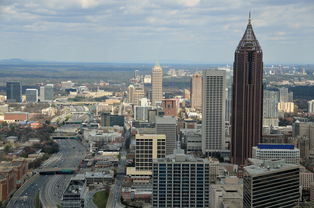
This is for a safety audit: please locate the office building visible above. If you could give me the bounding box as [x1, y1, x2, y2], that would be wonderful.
[278, 102, 294, 113]
[202, 69, 226, 155]
[191, 73, 202, 110]
[128, 84, 144, 106]
[308, 100, 314, 113]
[25, 89, 38, 103]
[151, 64, 163, 106]
[243, 159, 300, 208]
[183, 89, 190, 100]
[6, 82, 22, 103]
[135, 134, 166, 171]
[263, 90, 279, 127]
[182, 128, 202, 153]
[156, 116, 177, 155]
[40, 84, 54, 102]
[252, 144, 300, 164]
[152, 149, 210, 208]
[279, 87, 289, 102]
[225, 87, 232, 122]
[231, 17, 263, 166]
[100, 113, 124, 127]
[134, 106, 153, 121]
[161, 99, 178, 117]
[293, 121, 314, 150]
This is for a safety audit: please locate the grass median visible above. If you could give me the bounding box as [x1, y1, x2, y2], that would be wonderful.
[93, 190, 109, 208]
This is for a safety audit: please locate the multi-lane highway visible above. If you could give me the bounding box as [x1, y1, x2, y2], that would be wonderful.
[7, 139, 87, 208]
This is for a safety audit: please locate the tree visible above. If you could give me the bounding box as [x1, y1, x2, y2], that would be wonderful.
[4, 144, 13, 154]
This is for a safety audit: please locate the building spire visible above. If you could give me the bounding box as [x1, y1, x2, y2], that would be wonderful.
[248, 11, 251, 24]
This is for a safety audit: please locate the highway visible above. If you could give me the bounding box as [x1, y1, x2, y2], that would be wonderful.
[7, 139, 87, 208]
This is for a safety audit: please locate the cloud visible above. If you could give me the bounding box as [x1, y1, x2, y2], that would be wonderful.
[0, 0, 313, 63]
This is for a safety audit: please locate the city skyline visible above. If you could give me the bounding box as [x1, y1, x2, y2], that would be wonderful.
[0, 0, 313, 64]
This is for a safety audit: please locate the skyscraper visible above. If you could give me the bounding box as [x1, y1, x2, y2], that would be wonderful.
[40, 84, 54, 102]
[152, 149, 210, 208]
[25, 89, 38, 103]
[128, 83, 144, 106]
[202, 69, 226, 155]
[6, 82, 22, 103]
[231, 16, 263, 166]
[263, 90, 279, 127]
[151, 64, 163, 106]
[191, 73, 202, 110]
[156, 116, 177, 155]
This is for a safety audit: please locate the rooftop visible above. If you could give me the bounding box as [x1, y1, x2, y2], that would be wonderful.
[154, 149, 209, 164]
[244, 159, 299, 176]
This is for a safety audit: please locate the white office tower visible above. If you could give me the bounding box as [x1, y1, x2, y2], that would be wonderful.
[263, 90, 279, 127]
[202, 69, 226, 155]
[309, 100, 314, 113]
[156, 116, 177, 155]
[243, 159, 300, 208]
[252, 144, 300, 164]
[25, 89, 38, 103]
[40, 84, 54, 102]
[152, 149, 210, 208]
[151, 64, 163, 106]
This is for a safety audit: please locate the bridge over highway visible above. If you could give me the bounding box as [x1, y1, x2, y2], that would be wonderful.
[37, 167, 77, 175]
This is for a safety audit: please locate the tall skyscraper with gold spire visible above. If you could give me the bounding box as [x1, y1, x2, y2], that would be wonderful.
[151, 64, 163, 106]
[231, 15, 263, 166]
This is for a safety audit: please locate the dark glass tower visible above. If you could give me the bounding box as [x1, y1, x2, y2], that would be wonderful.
[6, 82, 22, 103]
[231, 17, 263, 166]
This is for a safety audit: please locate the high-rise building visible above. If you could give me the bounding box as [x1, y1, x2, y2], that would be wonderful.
[156, 116, 177, 155]
[135, 134, 166, 171]
[252, 144, 300, 164]
[279, 87, 289, 102]
[191, 73, 202, 110]
[243, 159, 300, 208]
[231, 17, 263, 166]
[183, 89, 190, 100]
[151, 64, 163, 106]
[293, 122, 314, 150]
[308, 100, 314, 113]
[128, 84, 144, 106]
[161, 99, 178, 117]
[202, 69, 226, 155]
[263, 90, 279, 127]
[6, 82, 22, 103]
[25, 89, 38, 103]
[134, 106, 153, 121]
[40, 84, 54, 102]
[152, 149, 210, 208]
[225, 87, 232, 122]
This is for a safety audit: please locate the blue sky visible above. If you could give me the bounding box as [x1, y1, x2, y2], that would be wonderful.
[0, 0, 313, 64]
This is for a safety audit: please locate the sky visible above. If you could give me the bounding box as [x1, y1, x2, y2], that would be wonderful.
[0, 0, 313, 64]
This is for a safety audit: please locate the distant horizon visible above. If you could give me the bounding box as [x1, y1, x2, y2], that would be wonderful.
[0, 58, 313, 66]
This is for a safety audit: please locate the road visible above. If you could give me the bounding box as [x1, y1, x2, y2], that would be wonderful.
[7, 139, 87, 208]
[106, 126, 130, 208]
